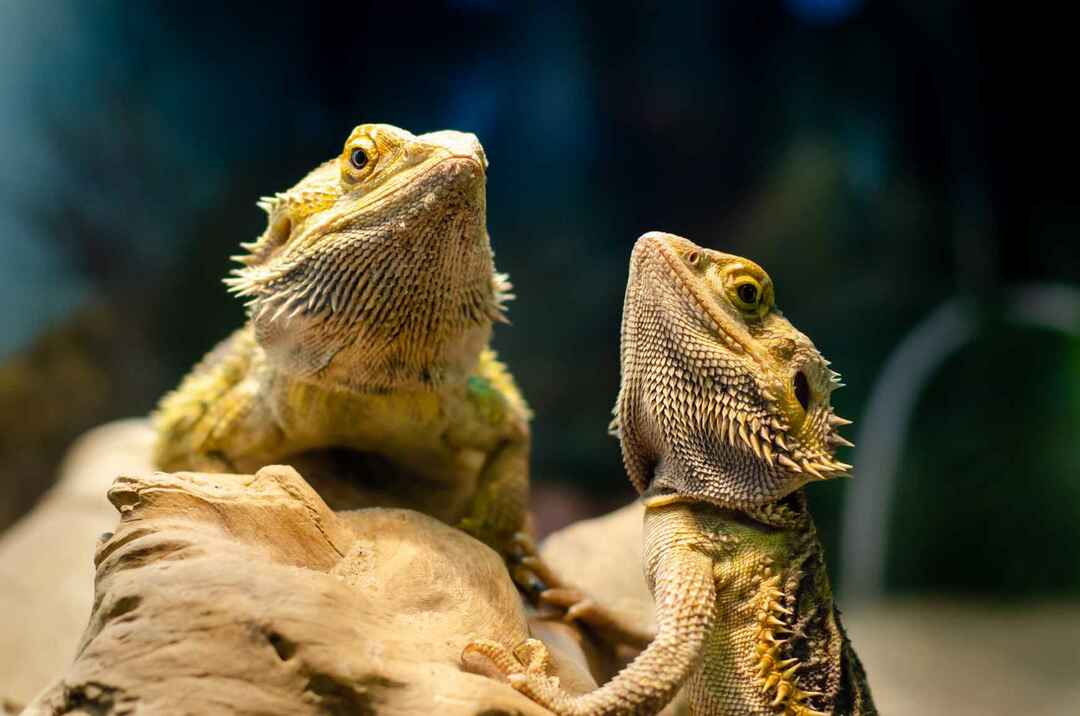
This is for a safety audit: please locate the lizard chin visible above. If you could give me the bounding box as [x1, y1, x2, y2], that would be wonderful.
[248, 234, 500, 391]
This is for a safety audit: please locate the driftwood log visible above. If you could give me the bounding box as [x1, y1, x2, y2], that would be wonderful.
[22, 465, 597, 715]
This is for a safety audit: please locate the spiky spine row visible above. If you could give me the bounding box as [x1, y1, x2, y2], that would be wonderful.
[751, 570, 830, 716]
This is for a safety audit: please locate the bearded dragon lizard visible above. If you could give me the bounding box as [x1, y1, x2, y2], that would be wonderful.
[464, 232, 875, 715]
[152, 124, 534, 568]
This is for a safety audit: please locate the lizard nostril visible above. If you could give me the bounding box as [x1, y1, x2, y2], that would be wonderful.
[793, 371, 811, 412]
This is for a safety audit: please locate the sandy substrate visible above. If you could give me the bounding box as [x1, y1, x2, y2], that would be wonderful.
[844, 599, 1080, 716]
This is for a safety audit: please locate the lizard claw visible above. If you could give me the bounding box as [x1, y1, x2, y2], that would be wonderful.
[462, 638, 555, 690]
[541, 587, 656, 649]
[520, 555, 569, 589]
[460, 529, 552, 596]
[513, 638, 554, 672]
[510, 531, 539, 559]
[506, 532, 565, 596]
[461, 639, 526, 683]
[539, 587, 596, 623]
[511, 564, 547, 594]
[508, 532, 577, 592]
[507, 535, 652, 649]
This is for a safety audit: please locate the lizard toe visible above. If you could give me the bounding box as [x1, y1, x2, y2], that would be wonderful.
[461, 639, 525, 681]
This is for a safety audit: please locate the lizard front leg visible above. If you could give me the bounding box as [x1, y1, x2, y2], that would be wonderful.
[456, 432, 529, 549]
[154, 368, 283, 473]
[463, 531, 718, 716]
[455, 434, 550, 591]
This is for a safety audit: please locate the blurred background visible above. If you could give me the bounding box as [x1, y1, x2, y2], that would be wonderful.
[1, 1, 1078, 712]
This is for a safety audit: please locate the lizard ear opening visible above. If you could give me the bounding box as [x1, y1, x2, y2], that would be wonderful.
[240, 214, 292, 266]
[794, 371, 811, 412]
[267, 215, 292, 251]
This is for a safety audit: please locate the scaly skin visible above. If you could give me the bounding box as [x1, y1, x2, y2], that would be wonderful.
[153, 124, 531, 561]
[464, 232, 874, 715]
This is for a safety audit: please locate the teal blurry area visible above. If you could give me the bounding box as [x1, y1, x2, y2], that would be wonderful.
[888, 326, 1080, 596]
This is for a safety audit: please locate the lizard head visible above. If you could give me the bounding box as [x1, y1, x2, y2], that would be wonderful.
[225, 123, 510, 391]
[615, 231, 854, 509]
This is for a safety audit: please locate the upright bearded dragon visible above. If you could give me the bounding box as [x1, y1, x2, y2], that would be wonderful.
[465, 233, 875, 715]
[153, 124, 535, 567]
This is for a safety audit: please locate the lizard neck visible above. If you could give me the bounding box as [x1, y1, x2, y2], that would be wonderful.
[261, 317, 492, 394]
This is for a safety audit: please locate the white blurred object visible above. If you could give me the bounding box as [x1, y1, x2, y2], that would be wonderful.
[842, 284, 1080, 599]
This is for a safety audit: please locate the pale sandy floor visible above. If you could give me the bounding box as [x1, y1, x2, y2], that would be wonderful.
[844, 600, 1080, 715]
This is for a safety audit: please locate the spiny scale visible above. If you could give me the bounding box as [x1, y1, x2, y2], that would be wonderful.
[752, 570, 831, 716]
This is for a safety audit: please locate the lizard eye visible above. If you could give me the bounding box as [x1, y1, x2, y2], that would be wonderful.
[349, 148, 369, 170]
[340, 132, 379, 184]
[730, 275, 766, 313]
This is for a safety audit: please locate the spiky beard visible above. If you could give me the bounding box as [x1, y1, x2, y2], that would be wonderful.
[226, 229, 513, 392]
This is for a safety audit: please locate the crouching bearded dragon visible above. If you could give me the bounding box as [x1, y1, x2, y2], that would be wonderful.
[153, 123, 548, 586]
[465, 232, 876, 715]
